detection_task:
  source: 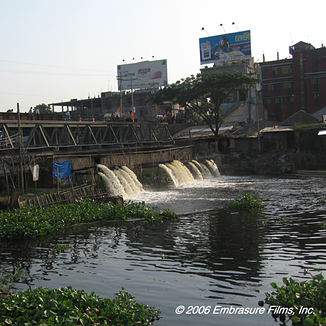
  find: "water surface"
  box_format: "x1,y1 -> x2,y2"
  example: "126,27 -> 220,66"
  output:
1,175 -> 326,326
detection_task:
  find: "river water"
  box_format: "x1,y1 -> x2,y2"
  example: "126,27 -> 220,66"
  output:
1,174 -> 326,325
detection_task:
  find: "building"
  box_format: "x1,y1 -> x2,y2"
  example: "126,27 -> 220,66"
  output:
260,41 -> 326,122
201,57 -> 264,123
49,90 -> 173,122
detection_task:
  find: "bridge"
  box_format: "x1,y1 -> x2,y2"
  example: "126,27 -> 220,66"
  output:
0,120 -> 175,155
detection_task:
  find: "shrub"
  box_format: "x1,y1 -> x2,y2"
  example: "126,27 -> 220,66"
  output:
0,287 -> 160,325
228,193 -> 264,212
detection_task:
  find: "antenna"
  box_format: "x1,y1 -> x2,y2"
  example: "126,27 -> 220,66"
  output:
232,22 -> 239,31
220,24 -> 226,33
201,27 -> 209,36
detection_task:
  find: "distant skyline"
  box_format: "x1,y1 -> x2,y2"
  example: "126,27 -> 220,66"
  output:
0,0 -> 324,112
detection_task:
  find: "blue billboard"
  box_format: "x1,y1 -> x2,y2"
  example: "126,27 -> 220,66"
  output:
199,30 -> 251,65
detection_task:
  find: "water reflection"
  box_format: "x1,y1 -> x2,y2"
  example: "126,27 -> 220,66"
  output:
1,176 -> 326,326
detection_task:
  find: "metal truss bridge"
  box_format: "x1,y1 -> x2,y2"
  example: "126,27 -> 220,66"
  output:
0,120 -> 175,155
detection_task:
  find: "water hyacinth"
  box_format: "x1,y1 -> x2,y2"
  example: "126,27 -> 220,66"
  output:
228,193 -> 264,212
0,199 -> 178,241
0,286 -> 161,325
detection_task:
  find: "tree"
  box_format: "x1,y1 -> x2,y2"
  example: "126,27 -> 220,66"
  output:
150,71 -> 259,145
34,103 -> 53,114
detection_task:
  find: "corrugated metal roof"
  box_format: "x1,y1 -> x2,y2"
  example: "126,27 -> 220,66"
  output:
260,126 -> 293,133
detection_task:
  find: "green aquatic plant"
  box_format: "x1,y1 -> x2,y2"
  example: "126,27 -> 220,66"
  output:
55,242 -> 70,254
0,199 -> 178,241
228,193 -> 264,212
0,287 -> 161,325
259,270 -> 326,325
0,270 -> 29,294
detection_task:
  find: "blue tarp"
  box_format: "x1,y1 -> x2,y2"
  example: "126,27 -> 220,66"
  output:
52,161 -> 72,179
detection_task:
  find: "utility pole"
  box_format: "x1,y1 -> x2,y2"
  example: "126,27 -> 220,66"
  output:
117,72 -> 137,119
119,72 -> 123,116
131,77 -> 134,110
131,77 -> 135,122
17,103 -> 24,194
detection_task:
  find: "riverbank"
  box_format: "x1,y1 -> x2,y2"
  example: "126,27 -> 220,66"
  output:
1,151 -> 326,208
216,151 -> 326,176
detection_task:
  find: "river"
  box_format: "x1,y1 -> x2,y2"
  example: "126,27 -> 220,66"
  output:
1,172 -> 326,325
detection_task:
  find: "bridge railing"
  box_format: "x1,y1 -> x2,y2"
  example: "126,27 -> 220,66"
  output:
0,120 -> 175,153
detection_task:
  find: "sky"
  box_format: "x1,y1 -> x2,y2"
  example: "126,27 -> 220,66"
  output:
0,0 -> 324,112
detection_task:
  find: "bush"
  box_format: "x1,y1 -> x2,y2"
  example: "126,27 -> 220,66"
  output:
259,270 -> 326,325
0,287 -> 160,325
228,193 -> 264,212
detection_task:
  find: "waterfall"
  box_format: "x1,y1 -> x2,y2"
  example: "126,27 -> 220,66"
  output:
191,160 -> 212,178
97,160 -> 220,195
113,169 -> 133,195
121,166 -> 144,192
97,164 -> 144,197
158,163 -> 179,187
159,159 -> 221,187
173,160 -> 195,182
115,167 -> 144,195
165,161 -> 195,186
97,166 -> 126,197
187,162 -> 203,180
205,159 -> 221,177
98,172 -> 116,195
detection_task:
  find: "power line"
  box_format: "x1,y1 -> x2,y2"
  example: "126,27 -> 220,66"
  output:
0,59 -> 108,73
0,68 -> 108,77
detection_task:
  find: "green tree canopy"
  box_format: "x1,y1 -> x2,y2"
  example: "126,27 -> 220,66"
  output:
34,103 -> 53,114
150,71 -> 259,141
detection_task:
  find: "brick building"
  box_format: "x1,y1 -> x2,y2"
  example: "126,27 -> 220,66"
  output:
260,41 -> 326,122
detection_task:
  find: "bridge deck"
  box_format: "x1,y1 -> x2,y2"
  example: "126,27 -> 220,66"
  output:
0,120 -> 174,154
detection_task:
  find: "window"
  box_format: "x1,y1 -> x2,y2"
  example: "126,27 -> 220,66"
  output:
314,93 -> 320,108
239,91 -> 246,101
312,52 -> 318,72
273,68 -> 279,76
312,78 -> 320,92
268,84 -> 274,91
275,98 -> 280,104
283,82 -> 291,89
282,66 -> 292,74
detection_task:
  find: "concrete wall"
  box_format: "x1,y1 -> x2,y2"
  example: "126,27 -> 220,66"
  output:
32,146 -> 194,189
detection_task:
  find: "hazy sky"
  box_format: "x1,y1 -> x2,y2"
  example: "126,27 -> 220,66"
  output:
0,0 -> 324,112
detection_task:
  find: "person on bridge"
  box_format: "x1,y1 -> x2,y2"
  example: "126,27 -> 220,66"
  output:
35,107 -> 40,120
28,107 -> 33,120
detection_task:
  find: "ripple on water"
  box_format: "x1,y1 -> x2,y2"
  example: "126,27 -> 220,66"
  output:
1,176 -> 326,326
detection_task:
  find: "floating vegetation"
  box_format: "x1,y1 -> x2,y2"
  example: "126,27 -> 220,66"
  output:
0,287 -> 161,325
259,270 -> 326,325
0,199 -> 178,241
228,193 -> 264,212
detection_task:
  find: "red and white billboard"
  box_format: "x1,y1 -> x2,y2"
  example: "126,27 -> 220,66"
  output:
117,59 -> 168,91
